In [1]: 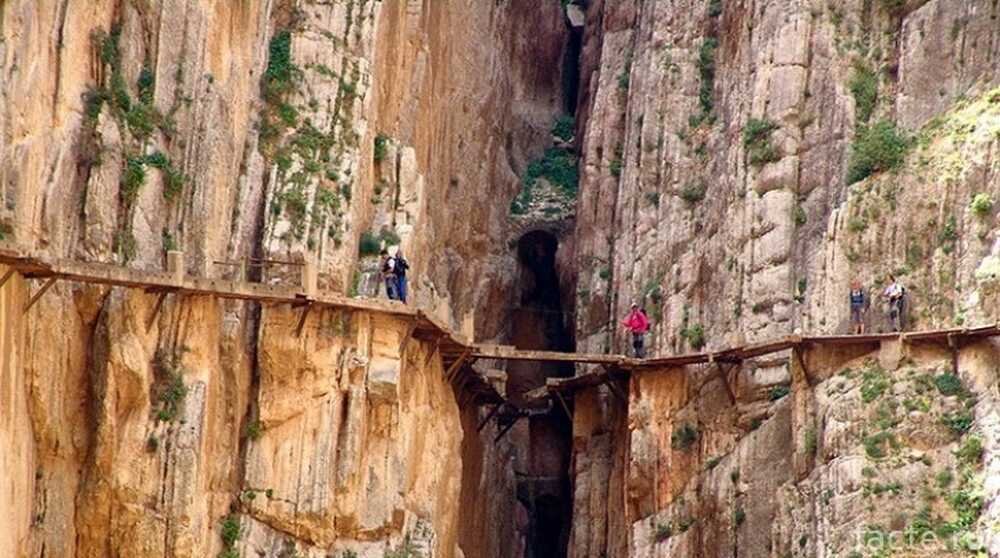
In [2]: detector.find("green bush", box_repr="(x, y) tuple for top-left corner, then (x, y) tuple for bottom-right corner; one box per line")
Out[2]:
(374, 133), (390, 162)
(122, 156), (147, 204)
(769, 385), (790, 401)
(552, 115), (575, 142)
(849, 62), (878, 123)
(743, 118), (781, 166)
(671, 423), (699, 450)
(680, 181), (706, 204)
(955, 436), (982, 465)
(733, 507), (745, 527)
(680, 324), (706, 349)
(970, 193), (993, 217)
(653, 523), (672, 542)
(379, 228), (401, 246)
(264, 30), (298, 100)
(934, 373), (964, 396)
(156, 373), (187, 422)
(697, 38), (718, 118)
(941, 410), (973, 436)
(863, 431), (896, 459)
(358, 231), (381, 256)
(804, 428), (818, 455)
(860, 365), (890, 403)
(846, 120), (910, 184)
(245, 420), (262, 441)
(219, 514), (241, 557)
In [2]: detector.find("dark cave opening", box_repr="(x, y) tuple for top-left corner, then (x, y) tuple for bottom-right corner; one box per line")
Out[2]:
(510, 230), (574, 558)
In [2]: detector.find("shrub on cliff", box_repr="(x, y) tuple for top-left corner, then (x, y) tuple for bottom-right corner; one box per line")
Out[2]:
(552, 115), (575, 142)
(358, 231), (380, 256)
(846, 120), (910, 184)
(849, 61), (878, 124)
(742, 118), (781, 166)
(671, 423), (699, 450)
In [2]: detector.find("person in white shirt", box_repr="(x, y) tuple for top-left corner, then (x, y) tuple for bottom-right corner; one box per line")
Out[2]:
(380, 249), (399, 300)
(882, 274), (905, 331)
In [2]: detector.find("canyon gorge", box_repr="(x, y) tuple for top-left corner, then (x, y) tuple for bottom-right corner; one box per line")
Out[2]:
(1, 0), (999, 557)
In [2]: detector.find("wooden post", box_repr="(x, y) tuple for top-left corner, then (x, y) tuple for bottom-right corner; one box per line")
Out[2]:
(24, 277), (58, 313)
(300, 257), (318, 298)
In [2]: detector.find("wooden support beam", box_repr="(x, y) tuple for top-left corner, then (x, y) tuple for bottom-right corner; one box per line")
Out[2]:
(446, 349), (473, 382)
(295, 303), (313, 337)
(423, 336), (442, 369)
(146, 291), (169, 331)
(0, 268), (15, 290)
(494, 414), (524, 443)
(398, 319), (419, 357)
(477, 403), (503, 432)
(554, 390), (573, 419)
(24, 277), (58, 313)
(605, 378), (627, 402)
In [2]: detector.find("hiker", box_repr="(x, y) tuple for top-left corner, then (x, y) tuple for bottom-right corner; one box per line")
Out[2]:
(622, 303), (651, 358)
(882, 274), (905, 332)
(394, 250), (409, 303)
(381, 249), (399, 300)
(849, 280), (868, 334)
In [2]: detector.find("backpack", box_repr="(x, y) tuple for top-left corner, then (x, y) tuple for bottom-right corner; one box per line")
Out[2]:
(395, 256), (409, 277)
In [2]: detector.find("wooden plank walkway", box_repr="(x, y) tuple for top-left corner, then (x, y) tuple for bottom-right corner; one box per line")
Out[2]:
(3, 244), (998, 409)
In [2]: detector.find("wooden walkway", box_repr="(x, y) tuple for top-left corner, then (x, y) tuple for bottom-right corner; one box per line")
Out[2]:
(522, 324), (1000, 403)
(3, 244), (999, 410)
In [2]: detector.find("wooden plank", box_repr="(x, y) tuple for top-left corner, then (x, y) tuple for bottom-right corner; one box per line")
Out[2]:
(24, 277), (58, 313)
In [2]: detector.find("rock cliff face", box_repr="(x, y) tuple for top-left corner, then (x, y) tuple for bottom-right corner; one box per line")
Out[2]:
(1, 0), (999, 557)
(568, 0), (1000, 556)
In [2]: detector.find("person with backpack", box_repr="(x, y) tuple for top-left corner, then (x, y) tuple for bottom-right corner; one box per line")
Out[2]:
(848, 280), (868, 334)
(882, 274), (905, 332)
(622, 303), (651, 358)
(394, 250), (409, 303)
(381, 249), (399, 300)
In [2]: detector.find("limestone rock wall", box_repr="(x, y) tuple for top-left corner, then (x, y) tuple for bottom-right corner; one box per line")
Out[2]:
(0, 0), (568, 333)
(0, 269), (465, 557)
(573, 0), (1000, 354)
(570, 339), (1000, 557)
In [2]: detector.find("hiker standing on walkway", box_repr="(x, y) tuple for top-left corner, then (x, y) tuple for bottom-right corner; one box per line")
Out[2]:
(883, 274), (905, 332)
(394, 250), (409, 303)
(622, 303), (651, 358)
(849, 280), (868, 334)
(381, 249), (399, 300)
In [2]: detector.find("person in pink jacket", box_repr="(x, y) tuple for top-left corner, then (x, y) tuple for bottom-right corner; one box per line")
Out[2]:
(622, 303), (651, 358)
